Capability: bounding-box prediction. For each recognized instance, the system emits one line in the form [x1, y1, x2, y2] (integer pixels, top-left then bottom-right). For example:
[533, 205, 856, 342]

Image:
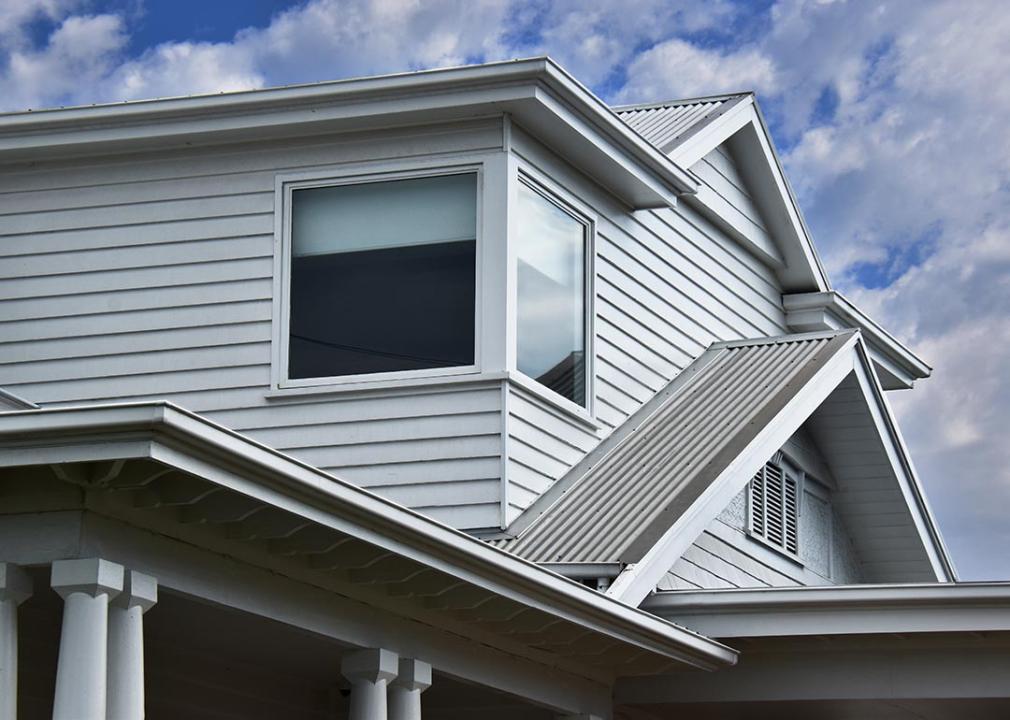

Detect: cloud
[618, 38, 778, 102]
[0, 0, 1007, 578]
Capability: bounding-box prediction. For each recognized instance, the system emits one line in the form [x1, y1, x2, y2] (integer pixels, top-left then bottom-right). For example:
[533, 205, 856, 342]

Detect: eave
[643, 582, 1010, 638]
[0, 401, 735, 674]
[784, 290, 932, 389]
[0, 57, 696, 210]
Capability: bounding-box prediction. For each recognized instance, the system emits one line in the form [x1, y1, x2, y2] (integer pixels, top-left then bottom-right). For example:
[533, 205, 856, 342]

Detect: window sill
[505, 370, 602, 431]
[266, 368, 504, 400]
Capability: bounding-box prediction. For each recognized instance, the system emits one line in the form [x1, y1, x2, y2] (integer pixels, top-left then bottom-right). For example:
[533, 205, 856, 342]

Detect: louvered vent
[749, 461, 799, 555]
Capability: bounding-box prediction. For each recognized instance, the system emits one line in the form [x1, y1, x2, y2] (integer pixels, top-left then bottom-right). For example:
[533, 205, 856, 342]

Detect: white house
[0, 57, 1007, 720]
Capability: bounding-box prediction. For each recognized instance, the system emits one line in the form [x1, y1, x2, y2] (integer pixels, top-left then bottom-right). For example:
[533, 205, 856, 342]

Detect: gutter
[784, 290, 932, 385]
[0, 56, 697, 198]
[0, 401, 736, 671]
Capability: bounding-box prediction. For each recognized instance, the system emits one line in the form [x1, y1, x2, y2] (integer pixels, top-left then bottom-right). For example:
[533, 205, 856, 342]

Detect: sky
[2, 0, 1008, 579]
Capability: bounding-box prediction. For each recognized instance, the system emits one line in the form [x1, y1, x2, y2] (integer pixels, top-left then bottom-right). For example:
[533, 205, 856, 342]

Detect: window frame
[511, 170, 597, 420]
[271, 160, 486, 393]
[746, 453, 804, 562]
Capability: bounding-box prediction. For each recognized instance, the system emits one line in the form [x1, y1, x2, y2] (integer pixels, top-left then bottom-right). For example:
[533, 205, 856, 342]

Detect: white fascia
[784, 290, 932, 390]
[643, 582, 1010, 638]
[0, 401, 736, 671]
[0, 57, 695, 210]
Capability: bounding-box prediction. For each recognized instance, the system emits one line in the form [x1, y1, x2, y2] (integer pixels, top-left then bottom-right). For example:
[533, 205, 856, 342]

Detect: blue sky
[3, 0, 1009, 579]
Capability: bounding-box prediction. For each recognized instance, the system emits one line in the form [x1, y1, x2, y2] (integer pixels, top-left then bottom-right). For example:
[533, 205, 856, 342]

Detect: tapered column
[51, 558, 124, 720]
[0, 564, 32, 720]
[341, 648, 399, 720]
[107, 571, 157, 720]
[388, 658, 430, 720]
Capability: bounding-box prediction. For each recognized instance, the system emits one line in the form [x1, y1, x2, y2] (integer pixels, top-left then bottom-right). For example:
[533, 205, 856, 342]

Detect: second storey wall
[503, 128, 789, 522]
[0, 119, 508, 528]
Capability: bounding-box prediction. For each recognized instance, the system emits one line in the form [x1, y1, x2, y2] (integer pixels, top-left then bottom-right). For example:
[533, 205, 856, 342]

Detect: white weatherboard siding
[504, 127, 788, 523]
[660, 427, 864, 590]
[0, 119, 507, 529]
[691, 145, 773, 253]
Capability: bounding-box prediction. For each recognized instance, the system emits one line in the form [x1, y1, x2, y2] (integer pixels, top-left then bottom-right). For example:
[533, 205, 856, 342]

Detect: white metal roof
[614, 94, 751, 154]
[499, 332, 856, 564]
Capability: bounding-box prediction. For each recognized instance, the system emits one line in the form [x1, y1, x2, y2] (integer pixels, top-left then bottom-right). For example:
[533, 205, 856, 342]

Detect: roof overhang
[784, 290, 932, 389]
[0, 57, 695, 210]
[643, 582, 1010, 638]
[0, 401, 735, 675]
[619, 93, 831, 292]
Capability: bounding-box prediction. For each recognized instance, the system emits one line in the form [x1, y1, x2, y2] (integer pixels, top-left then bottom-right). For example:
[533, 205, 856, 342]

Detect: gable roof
[617, 93, 830, 293]
[500, 332, 854, 563]
[498, 331, 954, 606]
[614, 94, 751, 156]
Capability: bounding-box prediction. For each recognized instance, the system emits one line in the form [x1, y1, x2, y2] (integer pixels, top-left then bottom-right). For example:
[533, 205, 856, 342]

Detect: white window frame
[511, 169, 597, 421]
[746, 452, 804, 561]
[270, 158, 489, 394]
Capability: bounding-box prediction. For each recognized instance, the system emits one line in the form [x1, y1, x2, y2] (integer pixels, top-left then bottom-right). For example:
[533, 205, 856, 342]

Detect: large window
[286, 172, 477, 381]
[515, 180, 588, 407]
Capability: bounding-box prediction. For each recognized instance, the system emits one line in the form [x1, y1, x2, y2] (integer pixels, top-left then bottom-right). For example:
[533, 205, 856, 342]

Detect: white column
[51, 558, 124, 720]
[388, 658, 431, 720]
[107, 571, 157, 720]
[341, 647, 399, 720]
[0, 563, 32, 720]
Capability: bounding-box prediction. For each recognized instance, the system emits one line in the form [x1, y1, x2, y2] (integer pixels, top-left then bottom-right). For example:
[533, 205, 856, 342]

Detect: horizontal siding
[505, 385, 599, 523]
[505, 128, 787, 520]
[661, 427, 866, 591]
[0, 119, 507, 530]
[691, 146, 770, 237]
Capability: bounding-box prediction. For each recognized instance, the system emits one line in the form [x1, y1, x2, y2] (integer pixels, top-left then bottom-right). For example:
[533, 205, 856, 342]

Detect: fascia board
[0, 401, 736, 670]
[606, 332, 861, 607]
[747, 101, 831, 292]
[784, 291, 932, 386]
[643, 582, 1010, 637]
[849, 340, 957, 581]
[671, 99, 829, 292]
[0, 56, 695, 208]
[665, 94, 755, 168]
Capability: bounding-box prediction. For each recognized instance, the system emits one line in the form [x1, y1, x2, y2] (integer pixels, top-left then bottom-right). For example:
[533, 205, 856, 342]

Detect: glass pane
[288, 173, 477, 379]
[516, 183, 587, 406]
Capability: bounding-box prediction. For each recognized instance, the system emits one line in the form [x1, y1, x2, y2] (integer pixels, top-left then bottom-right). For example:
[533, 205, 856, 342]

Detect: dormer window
[515, 179, 589, 408]
[281, 170, 478, 383]
[748, 458, 800, 556]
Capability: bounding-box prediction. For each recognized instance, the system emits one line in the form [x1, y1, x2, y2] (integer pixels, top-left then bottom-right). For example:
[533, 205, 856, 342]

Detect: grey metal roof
[499, 331, 856, 564]
[614, 93, 750, 154]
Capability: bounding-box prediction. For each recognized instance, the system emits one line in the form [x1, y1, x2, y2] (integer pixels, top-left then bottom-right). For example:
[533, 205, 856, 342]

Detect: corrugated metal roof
[614, 93, 750, 153]
[499, 331, 856, 564]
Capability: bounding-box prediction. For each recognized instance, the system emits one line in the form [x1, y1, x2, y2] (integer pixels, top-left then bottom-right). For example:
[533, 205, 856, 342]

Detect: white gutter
[0, 401, 736, 671]
[643, 582, 1010, 638]
[0, 57, 697, 203]
[784, 290, 931, 389]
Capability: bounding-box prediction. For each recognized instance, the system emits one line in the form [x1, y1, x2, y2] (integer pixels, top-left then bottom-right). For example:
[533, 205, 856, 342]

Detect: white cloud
[0, 0, 1008, 578]
[618, 39, 778, 102]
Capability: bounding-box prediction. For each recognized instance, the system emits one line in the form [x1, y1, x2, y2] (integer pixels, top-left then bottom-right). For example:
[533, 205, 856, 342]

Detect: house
[0, 56, 1007, 719]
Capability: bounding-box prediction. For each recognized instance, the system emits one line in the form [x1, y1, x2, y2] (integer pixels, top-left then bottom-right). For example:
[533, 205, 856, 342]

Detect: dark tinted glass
[288, 174, 476, 379]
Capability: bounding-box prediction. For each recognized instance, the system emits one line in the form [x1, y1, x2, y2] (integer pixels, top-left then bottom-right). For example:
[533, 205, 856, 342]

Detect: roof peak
[612, 92, 753, 113]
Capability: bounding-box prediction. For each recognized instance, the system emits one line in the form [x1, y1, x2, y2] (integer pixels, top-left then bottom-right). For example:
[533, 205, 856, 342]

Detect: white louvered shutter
[749, 461, 799, 556]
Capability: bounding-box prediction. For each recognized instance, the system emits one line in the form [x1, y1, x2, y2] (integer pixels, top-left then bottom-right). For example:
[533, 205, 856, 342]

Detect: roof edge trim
[784, 290, 931, 388]
[0, 400, 736, 670]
